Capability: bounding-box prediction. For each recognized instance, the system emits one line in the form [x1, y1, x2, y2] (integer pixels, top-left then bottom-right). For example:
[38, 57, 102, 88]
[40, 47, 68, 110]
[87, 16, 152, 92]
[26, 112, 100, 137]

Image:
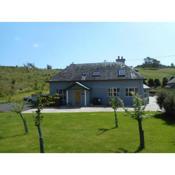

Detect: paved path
[0, 103, 32, 112]
[23, 96, 161, 113]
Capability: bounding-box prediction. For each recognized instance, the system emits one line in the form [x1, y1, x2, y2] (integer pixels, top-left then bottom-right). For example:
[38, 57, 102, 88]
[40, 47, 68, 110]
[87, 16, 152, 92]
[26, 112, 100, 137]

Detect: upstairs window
[125, 88, 138, 96]
[81, 73, 87, 80]
[118, 69, 125, 77]
[108, 88, 120, 97]
[92, 71, 100, 77]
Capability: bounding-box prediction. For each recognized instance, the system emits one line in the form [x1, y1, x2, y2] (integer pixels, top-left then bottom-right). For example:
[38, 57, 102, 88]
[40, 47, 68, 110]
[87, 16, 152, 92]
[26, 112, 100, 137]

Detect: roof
[50, 62, 144, 82]
[167, 77, 175, 84]
[143, 84, 150, 89]
[65, 82, 90, 90]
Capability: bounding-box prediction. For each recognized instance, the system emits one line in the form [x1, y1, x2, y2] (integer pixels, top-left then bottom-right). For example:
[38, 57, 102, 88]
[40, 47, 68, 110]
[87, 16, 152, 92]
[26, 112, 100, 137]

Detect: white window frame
[125, 88, 138, 96]
[108, 88, 120, 97]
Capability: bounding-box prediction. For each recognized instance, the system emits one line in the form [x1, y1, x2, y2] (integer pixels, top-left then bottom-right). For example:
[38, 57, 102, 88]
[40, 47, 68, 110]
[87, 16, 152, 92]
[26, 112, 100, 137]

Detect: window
[118, 69, 125, 77]
[81, 73, 87, 80]
[125, 88, 138, 96]
[108, 88, 120, 97]
[92, 71, 100, 77]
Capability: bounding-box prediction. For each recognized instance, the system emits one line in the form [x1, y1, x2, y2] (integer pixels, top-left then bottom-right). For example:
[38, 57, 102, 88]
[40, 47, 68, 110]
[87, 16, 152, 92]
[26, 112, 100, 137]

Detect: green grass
[0, 112, 175, 153]
[137, 67, 175, 80]
[0, 66, 59, 103]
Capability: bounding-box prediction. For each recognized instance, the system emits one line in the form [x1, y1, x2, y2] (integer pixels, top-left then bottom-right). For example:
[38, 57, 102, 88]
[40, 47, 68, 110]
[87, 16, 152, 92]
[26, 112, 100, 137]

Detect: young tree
[11, 102, 28, 134]
[33, 94, 50, 153]
[127, 94, 146, 151]
[109, 96, 124, 128]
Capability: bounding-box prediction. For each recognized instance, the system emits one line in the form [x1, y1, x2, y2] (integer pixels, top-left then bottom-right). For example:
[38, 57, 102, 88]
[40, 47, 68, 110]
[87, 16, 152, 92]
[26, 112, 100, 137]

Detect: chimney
[116, 56, 126, 64]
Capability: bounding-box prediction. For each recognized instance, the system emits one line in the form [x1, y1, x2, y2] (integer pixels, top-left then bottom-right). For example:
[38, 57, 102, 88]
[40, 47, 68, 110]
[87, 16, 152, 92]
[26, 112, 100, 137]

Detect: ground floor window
[108, 88, 120, 97]
[125, 88, 138, 96]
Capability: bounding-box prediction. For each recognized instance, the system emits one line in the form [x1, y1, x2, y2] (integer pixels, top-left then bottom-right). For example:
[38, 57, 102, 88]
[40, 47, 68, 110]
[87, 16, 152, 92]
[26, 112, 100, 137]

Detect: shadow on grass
[0, 133, 25, 140]
[115, 146, 144, 153]
[154, 113, 175, 125]
[97, 127, 117, 135]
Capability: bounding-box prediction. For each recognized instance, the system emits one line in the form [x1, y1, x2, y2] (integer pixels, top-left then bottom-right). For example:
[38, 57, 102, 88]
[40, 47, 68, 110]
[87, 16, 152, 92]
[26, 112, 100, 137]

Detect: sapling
[109, 96, 124, 128]
[11, 102, 28, 134]
[127, 94, 146, 150]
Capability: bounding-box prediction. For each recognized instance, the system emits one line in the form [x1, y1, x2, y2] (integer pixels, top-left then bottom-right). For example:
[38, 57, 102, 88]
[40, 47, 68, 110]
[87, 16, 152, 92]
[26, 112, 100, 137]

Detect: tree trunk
[37, 124, 45, 153]
[114, 109, 118, 128]
[137, 117, 145, 149]
[19, 113, 28, 134]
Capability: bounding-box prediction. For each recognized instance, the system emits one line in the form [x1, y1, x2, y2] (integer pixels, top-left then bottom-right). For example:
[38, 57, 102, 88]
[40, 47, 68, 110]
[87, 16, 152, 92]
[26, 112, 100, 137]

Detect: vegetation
[1, 112, 175, 153]
[127, 94, 146, 151]
[109, 97, 124, 128]
[137, 67, 175, 80]
[11, 102, 28, 134]
[0, 65, 59, 103]
[157, 89, 175, 116]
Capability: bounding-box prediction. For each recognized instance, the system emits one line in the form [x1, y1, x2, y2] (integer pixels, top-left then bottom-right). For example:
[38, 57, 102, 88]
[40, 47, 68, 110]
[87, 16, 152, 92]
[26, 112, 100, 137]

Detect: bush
[154, 79, 161, 87]
[157, 90, 175, 115]
[163, 95, 175, 115]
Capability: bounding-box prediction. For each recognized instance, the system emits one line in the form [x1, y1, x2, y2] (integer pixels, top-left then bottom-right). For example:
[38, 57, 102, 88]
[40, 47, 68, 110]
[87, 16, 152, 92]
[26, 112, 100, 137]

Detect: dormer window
[81, 73, 87, 80]
[92, 71, 100, 77]
[118, 69, 125, 77]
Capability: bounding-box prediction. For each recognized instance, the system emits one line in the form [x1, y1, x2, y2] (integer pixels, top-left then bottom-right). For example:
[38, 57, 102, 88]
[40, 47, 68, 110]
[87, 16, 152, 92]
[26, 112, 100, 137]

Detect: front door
[75, 90, 81, 106]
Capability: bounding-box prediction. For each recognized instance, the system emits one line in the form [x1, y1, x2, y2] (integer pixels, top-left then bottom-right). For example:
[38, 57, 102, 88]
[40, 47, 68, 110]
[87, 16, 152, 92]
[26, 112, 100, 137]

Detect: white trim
[84, 90, 87, 106]
[66, 90, 69, 105]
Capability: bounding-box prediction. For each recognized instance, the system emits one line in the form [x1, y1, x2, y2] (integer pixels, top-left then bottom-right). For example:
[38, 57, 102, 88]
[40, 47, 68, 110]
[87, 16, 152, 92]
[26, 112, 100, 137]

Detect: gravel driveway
[22, 96, 161, 113]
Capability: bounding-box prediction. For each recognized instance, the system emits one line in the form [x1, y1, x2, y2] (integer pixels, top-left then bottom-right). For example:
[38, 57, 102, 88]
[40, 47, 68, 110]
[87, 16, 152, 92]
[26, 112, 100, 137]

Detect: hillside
[0, 66, 59, 103]
[137, 67, 175, 80]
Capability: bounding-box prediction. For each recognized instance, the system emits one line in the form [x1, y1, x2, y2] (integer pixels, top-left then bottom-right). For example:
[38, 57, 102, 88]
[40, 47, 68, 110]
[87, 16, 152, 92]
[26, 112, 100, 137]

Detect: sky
[0, 22, 175, 69]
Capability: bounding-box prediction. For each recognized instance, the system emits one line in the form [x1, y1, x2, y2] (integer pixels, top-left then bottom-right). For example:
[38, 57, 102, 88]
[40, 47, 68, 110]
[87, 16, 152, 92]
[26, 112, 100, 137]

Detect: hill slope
[137, 67, 175, 80]
[0, 66, 59, 103]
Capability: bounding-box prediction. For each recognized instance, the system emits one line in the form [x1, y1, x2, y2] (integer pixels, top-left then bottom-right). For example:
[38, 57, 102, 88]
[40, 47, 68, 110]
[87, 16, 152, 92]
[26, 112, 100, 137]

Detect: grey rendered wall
[82, 80, 144, 106]
[50, 82, 90, 106]
[50, 80, 144, 107]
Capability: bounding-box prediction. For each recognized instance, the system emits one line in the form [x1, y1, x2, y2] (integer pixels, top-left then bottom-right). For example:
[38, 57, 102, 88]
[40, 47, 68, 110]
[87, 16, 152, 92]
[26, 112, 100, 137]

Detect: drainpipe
[84, 90, 87, 106]
[66, 90, 69, 105]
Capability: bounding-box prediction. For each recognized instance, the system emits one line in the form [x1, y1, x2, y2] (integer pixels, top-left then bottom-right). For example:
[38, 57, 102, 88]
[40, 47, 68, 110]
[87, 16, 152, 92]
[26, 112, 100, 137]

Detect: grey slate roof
[50, 62, 144, 82]
[167, 77, 175, 84]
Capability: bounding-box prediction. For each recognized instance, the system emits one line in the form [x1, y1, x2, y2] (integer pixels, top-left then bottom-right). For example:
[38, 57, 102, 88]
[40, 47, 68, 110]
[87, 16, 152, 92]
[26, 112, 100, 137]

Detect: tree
[8, 79, 16, 102]
[170, 63, 174, 67]
[46, 64, 52, 70]
[127, 94, 146, 151]
[162, 77, 168, 87]
[154, 79, 161, 87]
[148, 78, 155, 87]
[11, 102, 28, 134]
[109, 96, 124, 128]
[143, 57, 160, 68]
[33, 94, 50, 153]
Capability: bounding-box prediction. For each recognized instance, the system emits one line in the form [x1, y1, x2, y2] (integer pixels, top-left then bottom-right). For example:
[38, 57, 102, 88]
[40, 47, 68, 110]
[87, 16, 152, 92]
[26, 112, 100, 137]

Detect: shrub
[162, 77, 168, 87]
[157, 90, 175, 115]
[157, 91, 167, 109]
[148, 78, 155, 87]
[154, 79, 161, 87]
[163, 95, 175, 115]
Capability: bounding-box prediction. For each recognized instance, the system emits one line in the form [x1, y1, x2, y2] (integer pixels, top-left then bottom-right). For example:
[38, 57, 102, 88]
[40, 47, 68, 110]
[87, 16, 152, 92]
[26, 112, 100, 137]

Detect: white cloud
[33, 43, 39, 48]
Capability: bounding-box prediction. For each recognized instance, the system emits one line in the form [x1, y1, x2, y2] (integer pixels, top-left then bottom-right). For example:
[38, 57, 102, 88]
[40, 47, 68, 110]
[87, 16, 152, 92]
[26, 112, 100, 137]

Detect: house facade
[49, 57, 149, 107]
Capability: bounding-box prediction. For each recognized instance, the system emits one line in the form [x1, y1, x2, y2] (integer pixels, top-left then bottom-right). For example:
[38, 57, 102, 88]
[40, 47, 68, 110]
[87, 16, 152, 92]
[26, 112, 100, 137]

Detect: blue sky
[0, 22, 175, 68]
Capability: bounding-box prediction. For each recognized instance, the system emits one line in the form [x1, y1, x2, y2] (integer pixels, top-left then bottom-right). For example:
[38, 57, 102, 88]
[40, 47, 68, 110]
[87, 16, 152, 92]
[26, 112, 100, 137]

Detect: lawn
[0, 112, 175, 153]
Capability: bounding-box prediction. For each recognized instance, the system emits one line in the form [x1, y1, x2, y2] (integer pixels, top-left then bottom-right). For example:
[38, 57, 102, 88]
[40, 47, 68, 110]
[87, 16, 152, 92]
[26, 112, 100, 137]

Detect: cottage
[49, 57, 149, 107]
